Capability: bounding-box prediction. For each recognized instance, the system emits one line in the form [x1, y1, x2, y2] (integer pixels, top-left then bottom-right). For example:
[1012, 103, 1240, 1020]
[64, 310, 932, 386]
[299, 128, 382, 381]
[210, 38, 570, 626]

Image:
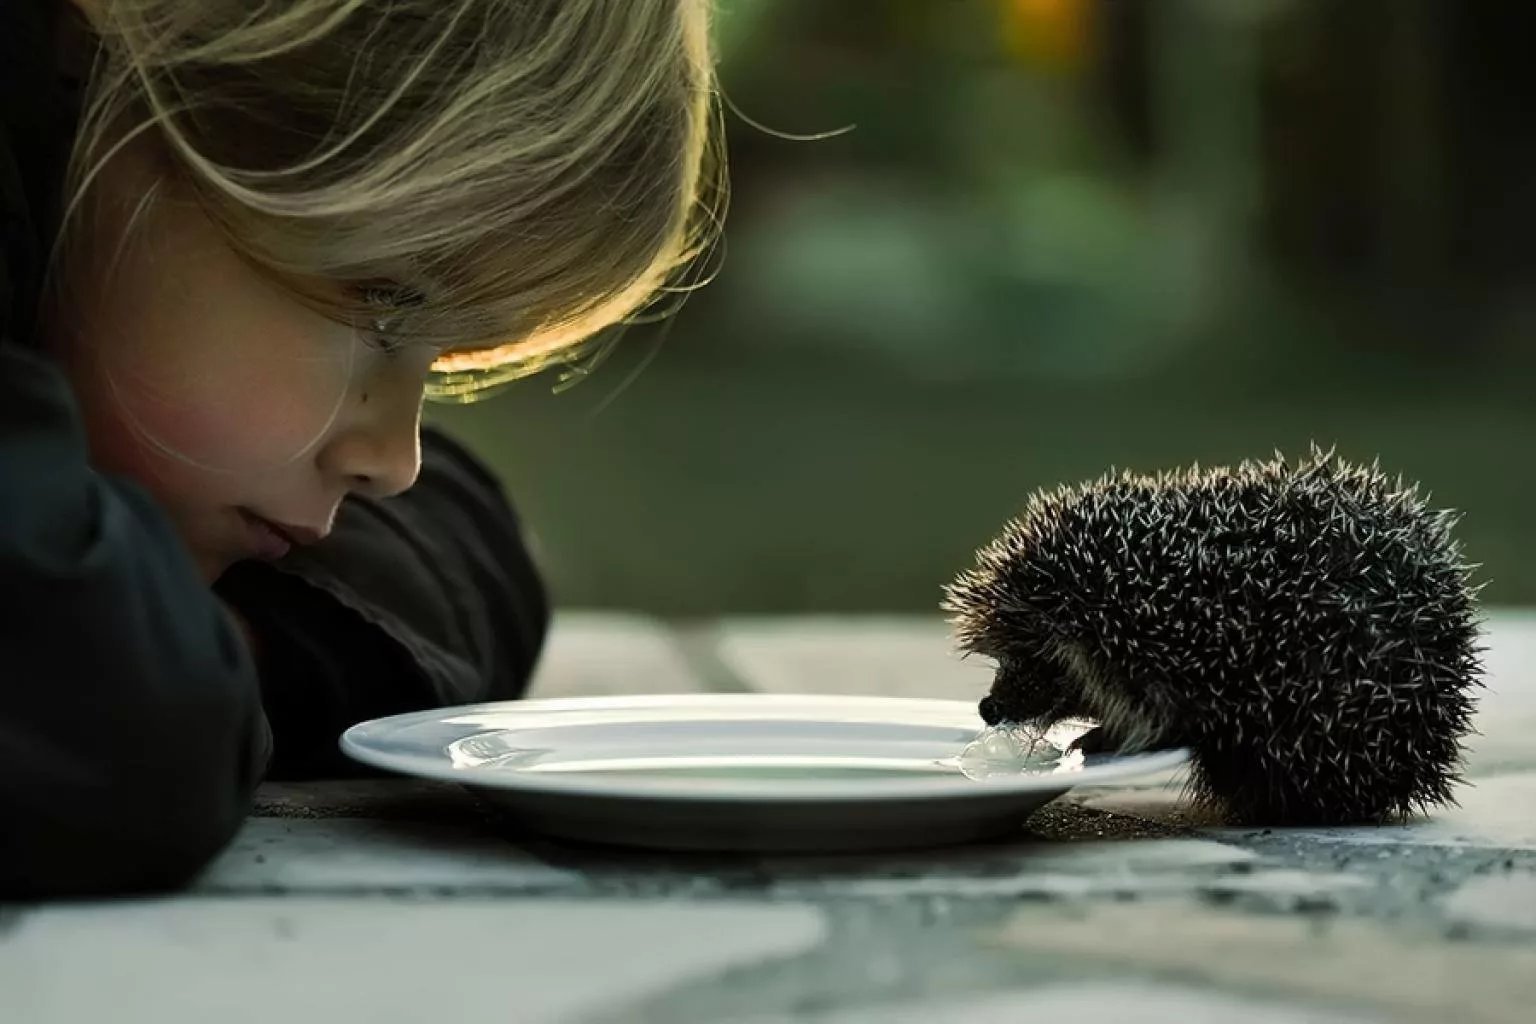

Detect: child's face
[51, 157, 436, 582]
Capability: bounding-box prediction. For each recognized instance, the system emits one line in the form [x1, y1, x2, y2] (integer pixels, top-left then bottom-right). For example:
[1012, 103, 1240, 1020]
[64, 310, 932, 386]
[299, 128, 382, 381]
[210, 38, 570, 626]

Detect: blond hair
[59, 0, 726, 401]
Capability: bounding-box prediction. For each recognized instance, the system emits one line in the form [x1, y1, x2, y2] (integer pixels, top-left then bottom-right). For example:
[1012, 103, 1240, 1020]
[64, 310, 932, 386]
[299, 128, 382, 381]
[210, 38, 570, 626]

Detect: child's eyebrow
[354, 278, 429, 310]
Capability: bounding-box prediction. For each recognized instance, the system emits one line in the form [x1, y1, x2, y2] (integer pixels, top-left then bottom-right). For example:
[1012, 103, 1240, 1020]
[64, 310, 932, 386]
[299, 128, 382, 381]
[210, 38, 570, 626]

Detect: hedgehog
[941, 448, 1483, 825]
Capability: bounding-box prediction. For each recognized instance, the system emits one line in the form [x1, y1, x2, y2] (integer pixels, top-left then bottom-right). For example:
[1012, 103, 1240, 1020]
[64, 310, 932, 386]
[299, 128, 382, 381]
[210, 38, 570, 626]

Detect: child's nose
[318, 403, 422, 500]
[343, 440, 421, 499]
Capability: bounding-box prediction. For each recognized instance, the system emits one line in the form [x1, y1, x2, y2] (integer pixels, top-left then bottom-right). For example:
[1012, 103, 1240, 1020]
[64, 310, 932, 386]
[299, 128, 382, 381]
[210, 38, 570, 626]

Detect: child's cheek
[98, 321, 357, 474]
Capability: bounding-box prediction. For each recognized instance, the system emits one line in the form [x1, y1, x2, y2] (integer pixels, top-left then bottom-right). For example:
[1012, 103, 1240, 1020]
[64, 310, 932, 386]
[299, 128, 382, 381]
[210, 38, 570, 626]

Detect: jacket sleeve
[215, 427, 550, 780]
[0, 343, 272, 898]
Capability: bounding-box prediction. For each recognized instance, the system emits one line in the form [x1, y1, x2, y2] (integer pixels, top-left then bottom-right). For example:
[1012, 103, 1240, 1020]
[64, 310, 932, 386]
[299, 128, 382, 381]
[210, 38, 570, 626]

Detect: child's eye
[356, 281, 426, 355]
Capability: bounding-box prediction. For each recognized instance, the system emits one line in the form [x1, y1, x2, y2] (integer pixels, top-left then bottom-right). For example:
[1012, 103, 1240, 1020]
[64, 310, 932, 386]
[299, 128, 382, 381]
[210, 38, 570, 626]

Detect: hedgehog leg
[1066, 724, 1131, 755]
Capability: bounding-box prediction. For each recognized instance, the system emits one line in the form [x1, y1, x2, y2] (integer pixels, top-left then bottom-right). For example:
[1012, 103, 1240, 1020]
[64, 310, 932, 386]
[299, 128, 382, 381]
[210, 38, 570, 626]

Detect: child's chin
[201, 552, 236, 585]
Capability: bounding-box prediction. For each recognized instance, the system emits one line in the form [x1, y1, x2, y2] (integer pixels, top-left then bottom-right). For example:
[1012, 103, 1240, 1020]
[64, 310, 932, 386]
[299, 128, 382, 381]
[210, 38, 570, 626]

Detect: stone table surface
[5, 612, 1535, 1023]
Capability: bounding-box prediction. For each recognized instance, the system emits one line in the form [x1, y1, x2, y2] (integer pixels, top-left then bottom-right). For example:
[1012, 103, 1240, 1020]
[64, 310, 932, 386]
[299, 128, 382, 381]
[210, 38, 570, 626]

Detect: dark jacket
[1, 0, 547, 898]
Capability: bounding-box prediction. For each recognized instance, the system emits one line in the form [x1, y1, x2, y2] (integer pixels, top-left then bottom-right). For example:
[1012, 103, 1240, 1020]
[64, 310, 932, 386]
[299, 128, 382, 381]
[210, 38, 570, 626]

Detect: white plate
[340, 694, 1189, 852]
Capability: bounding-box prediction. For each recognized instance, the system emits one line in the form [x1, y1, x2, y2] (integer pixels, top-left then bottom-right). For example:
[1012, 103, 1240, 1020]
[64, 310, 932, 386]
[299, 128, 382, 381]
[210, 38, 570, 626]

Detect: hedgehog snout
[980, 651, 1090, 729]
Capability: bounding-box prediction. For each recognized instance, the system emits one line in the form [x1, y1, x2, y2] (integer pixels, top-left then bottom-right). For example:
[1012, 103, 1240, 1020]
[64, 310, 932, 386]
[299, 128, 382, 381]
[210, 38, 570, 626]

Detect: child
[0, 0, 721, 896]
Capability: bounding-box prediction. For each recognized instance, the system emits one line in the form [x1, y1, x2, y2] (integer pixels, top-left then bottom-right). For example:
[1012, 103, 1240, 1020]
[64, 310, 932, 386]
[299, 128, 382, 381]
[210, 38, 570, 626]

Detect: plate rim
[339, 693, 1190, 804]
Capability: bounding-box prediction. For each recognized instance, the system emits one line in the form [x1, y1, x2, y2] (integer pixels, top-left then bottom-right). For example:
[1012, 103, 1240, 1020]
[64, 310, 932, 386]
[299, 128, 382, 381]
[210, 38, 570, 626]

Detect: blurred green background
[430, 0, 1536, 615]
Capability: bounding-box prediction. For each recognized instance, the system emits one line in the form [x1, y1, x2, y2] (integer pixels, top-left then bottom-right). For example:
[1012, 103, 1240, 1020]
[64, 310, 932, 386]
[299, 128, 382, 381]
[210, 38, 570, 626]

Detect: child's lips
[237, 509, 325, 559]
